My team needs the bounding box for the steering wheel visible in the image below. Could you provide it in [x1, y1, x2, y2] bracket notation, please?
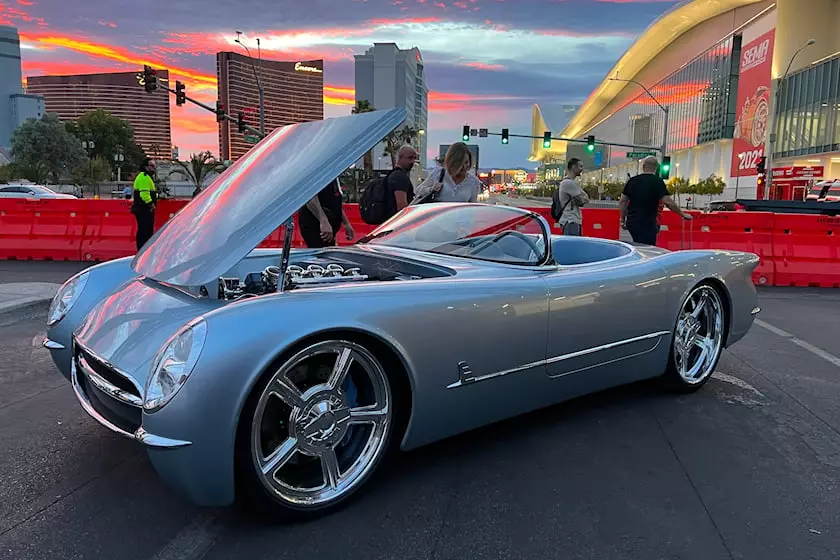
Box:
[472, 230, 542, 262]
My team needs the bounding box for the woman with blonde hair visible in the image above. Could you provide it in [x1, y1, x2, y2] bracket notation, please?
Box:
[413, 141, 481, 203]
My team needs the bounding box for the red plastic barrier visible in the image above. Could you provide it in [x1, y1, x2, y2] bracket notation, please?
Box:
[0, 198, 86, 260]
[80, 200, 137, 262]
[530, 207, 621, 239]
[657, 210, 775, 285]
[153, 199, 189, 231]
[772, 214, 840, 288]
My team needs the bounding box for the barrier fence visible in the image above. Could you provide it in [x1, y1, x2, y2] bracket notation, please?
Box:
[0, 198, 837, 288]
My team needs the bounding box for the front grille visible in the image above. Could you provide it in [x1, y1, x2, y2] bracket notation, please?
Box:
[77, 346, 142, 400]
[73, 341, 143, 434]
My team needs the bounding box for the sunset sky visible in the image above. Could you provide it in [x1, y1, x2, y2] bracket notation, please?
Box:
[2, 0, 679, 168]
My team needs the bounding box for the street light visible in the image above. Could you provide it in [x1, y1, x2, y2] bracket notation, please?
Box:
[234, 30, 265, 137]
[81, 140, 96, 195]
[766, 38, 816, 197]
[609, 75, 669, 158]
[113, 149, 125, 183]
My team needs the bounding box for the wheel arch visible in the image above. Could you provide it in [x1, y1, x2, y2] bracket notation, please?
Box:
[698, 276, 732, 347]
[232, 326, 416, 498]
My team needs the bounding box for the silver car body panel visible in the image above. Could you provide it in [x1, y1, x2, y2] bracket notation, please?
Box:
[131, 107, 407, 287]
[41, 114, 759, 509]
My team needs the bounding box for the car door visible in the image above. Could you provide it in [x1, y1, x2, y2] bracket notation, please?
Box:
[542, 255, 673, 392]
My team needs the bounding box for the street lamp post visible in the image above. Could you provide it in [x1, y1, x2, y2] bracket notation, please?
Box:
[766, 38, 816, 197]
[235, 31, 265, 137]
[114, 149, 125, 183]
[609, 76, 670, 158]
[81, 140, 95, 196]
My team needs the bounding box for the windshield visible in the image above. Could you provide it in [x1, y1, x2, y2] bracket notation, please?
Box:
[360, 203, 549, 266]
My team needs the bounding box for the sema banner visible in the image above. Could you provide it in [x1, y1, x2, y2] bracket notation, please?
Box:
[731, 28, 776, 178]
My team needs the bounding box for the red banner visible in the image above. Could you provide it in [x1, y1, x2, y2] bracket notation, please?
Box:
[772, 166, 824, 179]
[731, 28, 776, 178]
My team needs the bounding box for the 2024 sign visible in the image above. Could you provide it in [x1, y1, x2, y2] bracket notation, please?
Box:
[737, 148, 764, 171]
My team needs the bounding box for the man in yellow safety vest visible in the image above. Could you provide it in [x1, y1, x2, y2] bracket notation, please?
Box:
[131, 158, 157, 250]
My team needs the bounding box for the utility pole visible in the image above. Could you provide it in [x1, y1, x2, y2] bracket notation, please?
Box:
[235, 31, 265, 137]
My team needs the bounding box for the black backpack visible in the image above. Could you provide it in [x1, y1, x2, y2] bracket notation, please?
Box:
[359, 170, 395, 225]
[550, 188, 571, 222]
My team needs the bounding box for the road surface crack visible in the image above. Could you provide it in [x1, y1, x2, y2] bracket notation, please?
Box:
[649, 410, 736, 560]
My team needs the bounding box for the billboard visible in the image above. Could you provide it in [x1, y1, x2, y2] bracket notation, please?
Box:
[730, 28, 776, 178]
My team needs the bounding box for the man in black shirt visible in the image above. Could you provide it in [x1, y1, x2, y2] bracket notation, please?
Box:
[384, 145, 417, 217]
[620, 156, 692, 245]
[298, 179, 355, 248]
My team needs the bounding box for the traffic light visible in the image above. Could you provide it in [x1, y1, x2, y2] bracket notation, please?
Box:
[586, 135, 595, 152]
[462, 125, 470, 142]
[543, 131, 551, 149]
[175, 81, 185, 106]
[660, 156, 672, 179]
[756, 155, 766, 174]
[501, 128, 509, 144]
[757, 173, 766, 194]
[215, 101, 225, 123]
[142, 65, 157, 92]
[237, 112, 246, 133]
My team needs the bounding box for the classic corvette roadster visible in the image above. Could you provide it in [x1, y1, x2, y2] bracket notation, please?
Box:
[43, 108, 761, 519]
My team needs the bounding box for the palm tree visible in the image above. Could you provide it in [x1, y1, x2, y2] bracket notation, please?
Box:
[170, 151, 226, 198]
[352, 100, 375, 173]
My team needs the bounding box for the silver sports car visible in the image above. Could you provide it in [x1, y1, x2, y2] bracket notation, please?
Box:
[43, 108, 761, 520]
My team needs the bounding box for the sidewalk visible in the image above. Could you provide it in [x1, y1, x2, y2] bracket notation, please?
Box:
[0, 282, 61, 314]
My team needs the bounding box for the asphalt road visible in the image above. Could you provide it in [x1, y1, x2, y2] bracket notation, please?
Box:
[2, 277, 840, 559]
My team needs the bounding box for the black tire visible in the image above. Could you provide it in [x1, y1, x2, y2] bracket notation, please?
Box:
[234, 337, 403, 522]
[661, 282, 727, 394]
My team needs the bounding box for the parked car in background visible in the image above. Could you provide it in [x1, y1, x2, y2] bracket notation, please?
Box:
[806, 180, 840, 202]
[0, 184, 77, 199]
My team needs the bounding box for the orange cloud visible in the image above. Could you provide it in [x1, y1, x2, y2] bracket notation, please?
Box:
[463, 61, 505, 71]
[172, 113, 217, 135]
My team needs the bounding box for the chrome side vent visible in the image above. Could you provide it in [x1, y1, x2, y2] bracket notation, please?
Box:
[457, 361, 475, 385]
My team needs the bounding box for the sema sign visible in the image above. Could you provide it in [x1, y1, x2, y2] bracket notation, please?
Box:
[730, 28, 775, 178]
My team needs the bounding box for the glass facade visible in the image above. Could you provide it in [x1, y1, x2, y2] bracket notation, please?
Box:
[773, 54, 840, 158]
[587, 34, 741, 163]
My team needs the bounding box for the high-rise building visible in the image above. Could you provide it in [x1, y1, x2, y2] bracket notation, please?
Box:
[26, 70, 171, 158]
[0, 25, 44, 161]
[354, 43, 429, 169]
[216, 52, 324, 162]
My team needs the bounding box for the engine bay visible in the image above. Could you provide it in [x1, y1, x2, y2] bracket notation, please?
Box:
[214, 249, 452, 301]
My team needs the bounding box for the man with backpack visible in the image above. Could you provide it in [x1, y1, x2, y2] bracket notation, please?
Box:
[359, 145, 417, 225]
[551, 158, 589, 236]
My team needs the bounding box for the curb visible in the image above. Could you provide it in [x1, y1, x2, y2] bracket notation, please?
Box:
[0, 297, 52, 316]
[0, 282, 61, 316]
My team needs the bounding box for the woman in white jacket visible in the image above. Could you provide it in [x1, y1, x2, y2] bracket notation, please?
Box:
[413, 142, 481, 204]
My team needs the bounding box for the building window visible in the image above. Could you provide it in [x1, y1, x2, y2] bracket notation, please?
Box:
[773, 54, 840, 157]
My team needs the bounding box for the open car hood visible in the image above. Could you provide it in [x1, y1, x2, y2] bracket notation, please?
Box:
[131, 108, 407, 286]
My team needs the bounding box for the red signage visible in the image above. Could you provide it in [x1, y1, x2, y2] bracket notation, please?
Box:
[772, 166, 824, 179]
[730, 28, 776, 178]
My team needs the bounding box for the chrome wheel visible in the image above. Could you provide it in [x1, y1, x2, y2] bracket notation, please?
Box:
[674, 285, 724, 385]
[251, 340, 392, 508]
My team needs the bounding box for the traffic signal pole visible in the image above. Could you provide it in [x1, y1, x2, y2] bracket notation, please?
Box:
[486, 130, 661, 153]
[138, 66, 265, 140]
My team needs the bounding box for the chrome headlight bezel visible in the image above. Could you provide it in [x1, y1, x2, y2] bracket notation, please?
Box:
[47, 271, 90, 327]
[143, 318, 208, 413]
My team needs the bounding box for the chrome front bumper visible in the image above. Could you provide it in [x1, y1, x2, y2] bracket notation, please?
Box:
[68, 339, 191, 449]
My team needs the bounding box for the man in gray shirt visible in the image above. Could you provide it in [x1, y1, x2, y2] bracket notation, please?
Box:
[552, 158, 589, 236]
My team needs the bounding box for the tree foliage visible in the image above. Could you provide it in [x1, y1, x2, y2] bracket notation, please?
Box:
[352, 100, 375, 173]
[65, 109, 147, 174]
[71, 156, 113, 186]
[11, 114, 86, 183]
[169, 151, 227, 197]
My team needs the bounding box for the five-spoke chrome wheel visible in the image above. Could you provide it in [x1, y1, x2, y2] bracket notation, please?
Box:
[249, 340, 392, 509]
[673, 284, 724, 385]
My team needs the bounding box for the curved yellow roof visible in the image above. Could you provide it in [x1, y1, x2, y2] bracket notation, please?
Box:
[560, 0, 766, 140]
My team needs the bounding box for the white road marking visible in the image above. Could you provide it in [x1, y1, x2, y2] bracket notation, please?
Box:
[755, 319, 840, 369]
[149, 510, 226, 560]
[711, 372, 765, 397]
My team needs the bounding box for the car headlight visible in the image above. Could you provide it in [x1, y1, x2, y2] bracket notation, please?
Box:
[47, 271, 89, 327]
[144, 319, 208, 413]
